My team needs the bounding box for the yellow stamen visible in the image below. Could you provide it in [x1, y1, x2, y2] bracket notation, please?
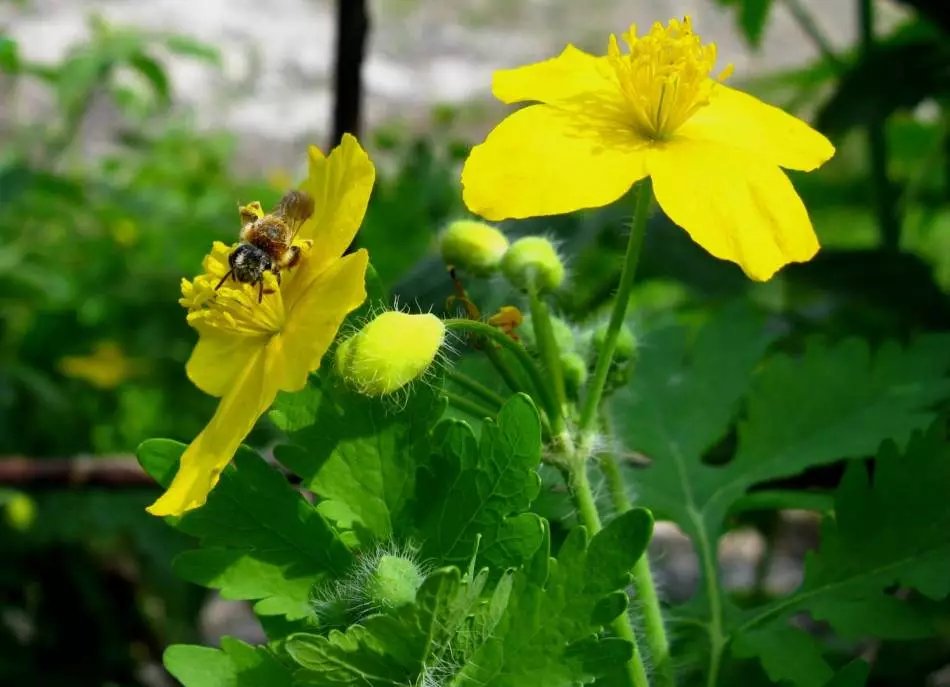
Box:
[606, 17, 732, 139]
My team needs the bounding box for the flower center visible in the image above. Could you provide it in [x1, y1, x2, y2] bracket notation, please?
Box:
[606, 17, 732, 140]
[180, 240, 286, 338]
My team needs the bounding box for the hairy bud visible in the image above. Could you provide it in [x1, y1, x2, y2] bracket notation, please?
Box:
[439, 220, 510, 276]
[501, 236, 565, 293]
[337, 312, 445, 396]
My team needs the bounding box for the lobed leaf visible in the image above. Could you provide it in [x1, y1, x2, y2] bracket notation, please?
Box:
[137, 439, 351, 619]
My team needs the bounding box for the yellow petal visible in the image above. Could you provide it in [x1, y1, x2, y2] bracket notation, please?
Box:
[146, 339, 283, 516]
[462, 104, 649, 221]
[679, 85, 835, 172]
[279, 249, 369, 392]
[185, 329, 267, 397]
[299, 134, 375, 270]
[492, 44, 620, 108]
[648, 139, 819, 281]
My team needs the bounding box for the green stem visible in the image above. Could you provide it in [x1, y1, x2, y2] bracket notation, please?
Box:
[599, 415, 673, 687]
[481, 342, 525, 396]
[527, 289, 568, 418]
[698, 516, 725, 687]
[859, 0, 900, 252]
[445, 369, 506, 410]
[444, 391, 497, 421]
[566, 461, 650, 687]
[579, 178, 653, 444]
[445, 318, 563, 435]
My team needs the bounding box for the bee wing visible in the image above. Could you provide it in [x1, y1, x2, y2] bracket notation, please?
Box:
[275, 190, 316, 243]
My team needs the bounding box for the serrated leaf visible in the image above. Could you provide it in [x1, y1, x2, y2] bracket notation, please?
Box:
[137, 439, 352, 619]
[737, 421, 950, 650]
[732, 626, 833, 687]
[457, 509, 652, 686]
[287, 567, 480, 686]
[164, 636, 293, 687]
[415, 394, 544, 570]
[614, 303, 950, 634]
[824, 660, 870, 687]
[272, 378, 442, 547]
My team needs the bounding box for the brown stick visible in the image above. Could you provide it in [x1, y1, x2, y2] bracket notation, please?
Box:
[0, 456, 154, 488]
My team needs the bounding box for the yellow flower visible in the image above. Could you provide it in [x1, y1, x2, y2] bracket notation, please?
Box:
[59, 341, 139, 389]
[461, 17, 835, 281]
[146, 134, 374, 516]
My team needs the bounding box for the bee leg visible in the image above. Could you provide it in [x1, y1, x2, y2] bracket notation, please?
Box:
[215, 269, 234, 291]
[258, 279, 265, 303]
[283, 245, 303, 270]
[275, 269, 282, 286]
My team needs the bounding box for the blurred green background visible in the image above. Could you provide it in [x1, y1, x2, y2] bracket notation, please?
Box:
[2, 0, 950, 684]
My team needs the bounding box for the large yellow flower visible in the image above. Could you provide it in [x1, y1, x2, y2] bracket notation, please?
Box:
[146, 134, 374, 516]
[461, 17, 835, 281]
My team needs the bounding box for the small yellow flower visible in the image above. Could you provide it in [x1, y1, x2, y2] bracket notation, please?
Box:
[147, 134, 375, 517]
[461, 17, 835, 281]
[336, 312, 445, 397]
[59, 341, 139, 389]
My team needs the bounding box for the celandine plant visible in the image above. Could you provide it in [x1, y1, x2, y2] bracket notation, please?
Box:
[140, 16, 950, 687]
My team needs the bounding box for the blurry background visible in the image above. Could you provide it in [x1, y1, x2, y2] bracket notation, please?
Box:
[2, 0, 949, 685]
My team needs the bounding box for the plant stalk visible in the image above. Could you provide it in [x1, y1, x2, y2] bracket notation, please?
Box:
[599, 416, 673, 687]
[443, 391, 497, 421]
[445, 369, 506, 410]
[566, 460, 651, 687]
[578, 179, 652, 445]
[527, 289, 569, 419]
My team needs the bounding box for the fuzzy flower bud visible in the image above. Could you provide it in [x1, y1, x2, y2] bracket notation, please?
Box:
[439, 219, 510, 276]
[501, 236, 565, 293]
[521, 314, 576, 354]
[592, 322, 638, 362]
[561, 352, 588, 399]
[336, 312, 445, 396]
[365, 554, 424, 612]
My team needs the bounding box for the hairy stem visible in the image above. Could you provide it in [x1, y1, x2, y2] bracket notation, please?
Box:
[444, 318, 560, 432]
[444, 369, 506, 409]
[599, 415, 673, 687]
[578, 179, 652, 445]
[566, 460, 651, 687]
[527, 288, 569, 419]
[443, 391, 498, 421]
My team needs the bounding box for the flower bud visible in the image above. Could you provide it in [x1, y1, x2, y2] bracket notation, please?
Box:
[439, 220, 510, 276]
[364, 554, 424, 612]
[521, 314, 576, 354]
[592, 323, 637, 363]
[501, 236, 565, 293]
[561, 352, 588, 399]
[337, 312, 445, 396]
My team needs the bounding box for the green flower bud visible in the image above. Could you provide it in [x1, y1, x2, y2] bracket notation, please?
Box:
[521, 314, 576, 354]
[501, 236, 565, 293]
[561, 352, 588, 399]
[364, 554, 424, 612]
[337, 312, 445, 396]
[439, 220, 510, 276]
[592, 323, 638, 363]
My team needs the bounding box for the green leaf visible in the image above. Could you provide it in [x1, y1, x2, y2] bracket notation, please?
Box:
[287, 566, 482, 686]
[137, 439, 352, 619]
[415, 394, 545, 570]
[824, 660, 870, 687]
[162, 34, 221, 64]
[128, 52, 171, 106]
[732, 626, 833, 687]
[737, 421, 950, 646]
[457, 509, 652, 687]
[0, 37, 20, 73]
[164, 636, 293, 687]
[272, 378, 443, 547]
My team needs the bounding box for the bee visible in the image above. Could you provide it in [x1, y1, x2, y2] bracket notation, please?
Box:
[215, 190, 316, 302]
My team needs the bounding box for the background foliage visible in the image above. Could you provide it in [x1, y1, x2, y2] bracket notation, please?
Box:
[2, 0, 950, 685]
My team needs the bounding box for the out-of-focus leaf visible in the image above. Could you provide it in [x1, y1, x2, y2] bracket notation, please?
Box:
[715, 0, 775, 47]
[128, 52, 172, 106]
[0, 36, 20, 73]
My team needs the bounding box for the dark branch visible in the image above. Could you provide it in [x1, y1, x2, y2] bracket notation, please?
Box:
[330, 0, 369, 148]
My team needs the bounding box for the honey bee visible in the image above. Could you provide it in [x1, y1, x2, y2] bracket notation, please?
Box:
[215, 190, 316, 302]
